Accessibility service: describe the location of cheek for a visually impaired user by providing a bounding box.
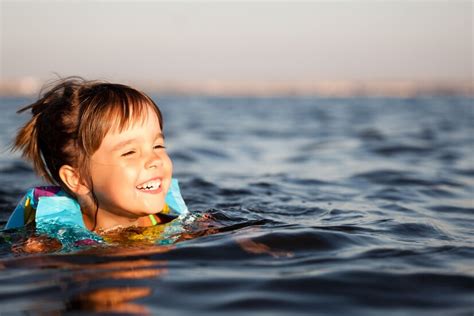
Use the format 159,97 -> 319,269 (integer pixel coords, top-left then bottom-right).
164,155 -> 173,193
112,163 -> 140,187
90,164 -> 109,187
165,155 -> 173,174
91,162 -> 138,193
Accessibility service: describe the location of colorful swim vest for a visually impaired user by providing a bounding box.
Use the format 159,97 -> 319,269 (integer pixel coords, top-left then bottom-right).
4,179 -> 189,249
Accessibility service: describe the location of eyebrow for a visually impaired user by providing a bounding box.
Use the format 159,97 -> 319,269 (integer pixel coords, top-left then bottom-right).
111,132 -> 164,152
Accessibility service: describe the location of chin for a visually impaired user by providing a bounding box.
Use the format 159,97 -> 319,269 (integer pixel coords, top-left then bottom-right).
141,201 -> 166,214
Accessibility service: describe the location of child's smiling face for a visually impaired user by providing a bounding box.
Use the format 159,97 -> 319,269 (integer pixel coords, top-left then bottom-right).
88,106 -> 172,223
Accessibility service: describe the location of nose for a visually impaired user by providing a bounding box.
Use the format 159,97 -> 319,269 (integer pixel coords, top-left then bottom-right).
144,151 -> 163,169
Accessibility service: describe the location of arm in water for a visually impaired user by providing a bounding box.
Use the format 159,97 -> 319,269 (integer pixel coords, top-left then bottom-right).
12,235 -> 62,254
177,213 -> 293,258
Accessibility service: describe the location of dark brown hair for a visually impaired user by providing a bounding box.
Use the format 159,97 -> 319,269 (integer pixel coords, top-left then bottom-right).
13,76 -> 163,194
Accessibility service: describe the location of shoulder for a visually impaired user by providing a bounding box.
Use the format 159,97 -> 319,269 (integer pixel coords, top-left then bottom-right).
26,186 -> 66,208
32,186 -> 64,200
5,186 -> 65,229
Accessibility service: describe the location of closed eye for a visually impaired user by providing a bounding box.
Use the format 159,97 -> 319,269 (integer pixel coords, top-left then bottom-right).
154,145 -> 166,149
121,150 -> 136,157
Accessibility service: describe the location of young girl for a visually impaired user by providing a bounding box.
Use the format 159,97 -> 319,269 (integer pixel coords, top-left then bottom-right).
5,77 -> 189,251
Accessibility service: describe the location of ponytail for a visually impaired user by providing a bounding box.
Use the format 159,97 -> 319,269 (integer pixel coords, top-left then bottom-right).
12,78 -> 83,185
14,108 -> 53,182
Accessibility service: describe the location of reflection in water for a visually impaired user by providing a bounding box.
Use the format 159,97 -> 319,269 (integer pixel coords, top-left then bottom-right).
0,246 -> 170,314
67,253 -> 167,314
71,287 -> 152,314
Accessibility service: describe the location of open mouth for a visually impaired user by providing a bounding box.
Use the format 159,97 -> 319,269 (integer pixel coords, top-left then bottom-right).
136,178 -> 162,191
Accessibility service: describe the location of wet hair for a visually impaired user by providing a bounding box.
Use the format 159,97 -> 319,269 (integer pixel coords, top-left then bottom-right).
13,77 -> 163,214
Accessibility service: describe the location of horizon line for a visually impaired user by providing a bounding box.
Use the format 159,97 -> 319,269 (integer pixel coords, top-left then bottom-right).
0,77 -> 472,98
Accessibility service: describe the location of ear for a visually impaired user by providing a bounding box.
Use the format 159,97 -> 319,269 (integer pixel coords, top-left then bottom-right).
59,165 -> 90,195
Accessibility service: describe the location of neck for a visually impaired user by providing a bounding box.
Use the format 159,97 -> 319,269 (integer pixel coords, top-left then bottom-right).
83,208 -> 142,232
77,195 -> 144,232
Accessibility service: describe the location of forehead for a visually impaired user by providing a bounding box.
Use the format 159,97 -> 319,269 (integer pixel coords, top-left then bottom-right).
95,109 -> 162,155
106,101 -> 161,132
107,105 -> 162,136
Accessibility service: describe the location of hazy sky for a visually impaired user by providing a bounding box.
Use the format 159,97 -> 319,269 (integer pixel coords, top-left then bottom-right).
1,1 -> 472,83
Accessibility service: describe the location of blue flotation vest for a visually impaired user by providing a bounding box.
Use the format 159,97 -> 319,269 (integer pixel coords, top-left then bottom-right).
5,179 -> 189,250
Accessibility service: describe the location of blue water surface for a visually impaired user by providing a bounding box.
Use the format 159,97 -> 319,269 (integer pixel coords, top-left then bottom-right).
0,95 -> 473,315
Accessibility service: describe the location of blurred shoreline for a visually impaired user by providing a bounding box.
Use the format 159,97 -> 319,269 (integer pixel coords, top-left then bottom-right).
0,77 -> 472,98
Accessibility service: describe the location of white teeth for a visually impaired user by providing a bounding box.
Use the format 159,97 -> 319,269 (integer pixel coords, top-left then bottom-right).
136,180 -> 161,191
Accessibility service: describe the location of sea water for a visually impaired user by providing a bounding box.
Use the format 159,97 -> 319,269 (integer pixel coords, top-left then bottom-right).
0,95 -> 472,315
